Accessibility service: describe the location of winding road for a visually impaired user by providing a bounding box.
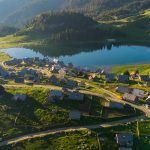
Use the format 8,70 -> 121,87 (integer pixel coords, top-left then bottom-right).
0,115 -> 146,147
0,83 -> 150,147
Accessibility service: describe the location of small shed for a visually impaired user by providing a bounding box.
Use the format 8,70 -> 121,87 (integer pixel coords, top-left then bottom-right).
69,111 -> 81,120
68,92 -> 84,101
139,75 -> 149,81
48,90 -> 64,102
49,75 -> 58,85
13,93 -> 27,102
118,75 -> 129,83
105,101 -> 124,109
15,77 -> 24,83
66,80 -> 78,89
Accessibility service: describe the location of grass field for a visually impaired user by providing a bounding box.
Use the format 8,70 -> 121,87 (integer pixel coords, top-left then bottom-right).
112,63 -> 150,74
0,52 -> 11,62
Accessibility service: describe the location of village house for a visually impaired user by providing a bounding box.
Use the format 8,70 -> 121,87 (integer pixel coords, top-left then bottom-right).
50,64 -> 62,73
60,77 -> 68,85
132,88 -> 145,98
58,68 -> 67,75
123,93 -> 138,103
116,86 -> 131,94
104,101 -> 124,109
48,90 -> 64,102
116,133 -> 133,147
17,71 -> 25,77
9,72 -> 16,78
139,75 -> 150,81
105,73 -> 116,82
66,80 -> 78,89
118,75 -> 129,83
67,71 -> 76,77
69,111 -> 81,120
49,75 -> 58,85
68,91 -> 84,101
13,93 -> 27,102
15,77 -> 24,83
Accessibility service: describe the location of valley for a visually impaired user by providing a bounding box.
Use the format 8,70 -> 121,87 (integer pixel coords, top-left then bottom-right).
0,1 -> 150,150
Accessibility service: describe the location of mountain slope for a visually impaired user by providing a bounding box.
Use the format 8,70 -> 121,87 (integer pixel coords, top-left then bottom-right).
0,26 -> 18,36
1,0 -> 150,27
0,0 -> 31,22
17,12 -> 120,42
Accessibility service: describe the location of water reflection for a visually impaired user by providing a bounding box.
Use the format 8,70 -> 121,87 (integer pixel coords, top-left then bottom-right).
1,42 -> 150,67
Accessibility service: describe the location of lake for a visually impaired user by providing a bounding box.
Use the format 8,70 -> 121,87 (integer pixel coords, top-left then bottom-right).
1,45 -> 150,67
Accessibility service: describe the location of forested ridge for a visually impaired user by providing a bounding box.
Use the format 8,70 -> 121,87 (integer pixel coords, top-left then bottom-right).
0,0 -> 150,27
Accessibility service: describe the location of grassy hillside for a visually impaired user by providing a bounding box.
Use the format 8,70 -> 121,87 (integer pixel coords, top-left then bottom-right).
103,9 -> 150,44
0,26 -> 18,37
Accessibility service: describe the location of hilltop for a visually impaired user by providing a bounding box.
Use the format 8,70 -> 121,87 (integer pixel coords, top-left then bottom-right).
108,9 -> 150,44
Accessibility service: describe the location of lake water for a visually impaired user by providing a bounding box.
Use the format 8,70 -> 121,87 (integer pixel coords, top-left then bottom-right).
1,45 -> 150,67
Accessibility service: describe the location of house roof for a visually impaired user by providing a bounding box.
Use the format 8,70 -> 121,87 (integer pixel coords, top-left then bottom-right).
106,73 -> 116,79
123,93 -> 137,102
140,75 -> 149,81
119,148 -> 132,150
116,86 -> 131,94
116,133 -> 133,147
66,80 -> 78,88
69,92 -> 84,101
14,93 -> 27,101
118,75 -> 129,82
69,111 -> 81,120
132,89 -> 145,98
50,90 -> 63,97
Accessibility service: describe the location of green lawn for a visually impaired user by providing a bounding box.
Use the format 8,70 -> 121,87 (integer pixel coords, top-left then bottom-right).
112,64 -> 150,74
0,52 -> 11,62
